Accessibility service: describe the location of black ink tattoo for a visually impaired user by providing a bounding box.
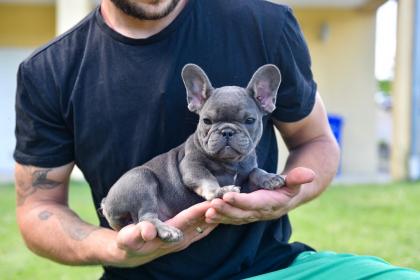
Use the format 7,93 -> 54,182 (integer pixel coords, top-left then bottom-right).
37,209 -> 98,241
67,227 -> 95,241
59,212 -> 99,241
17,166 -> 99,241
16,177 -> 37,206
38,210 -> 53,220
16,167 -> 62,206
32,169 -> 61,189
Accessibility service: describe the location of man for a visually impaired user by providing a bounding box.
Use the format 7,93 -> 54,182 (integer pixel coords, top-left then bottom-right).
14,0 -> 419,279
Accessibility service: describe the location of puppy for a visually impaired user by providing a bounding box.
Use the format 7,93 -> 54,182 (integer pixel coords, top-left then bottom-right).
101,64 -> 285,242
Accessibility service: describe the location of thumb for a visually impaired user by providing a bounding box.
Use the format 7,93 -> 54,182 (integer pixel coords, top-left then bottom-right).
117,221 -> 157,251
284,167 -> 315,187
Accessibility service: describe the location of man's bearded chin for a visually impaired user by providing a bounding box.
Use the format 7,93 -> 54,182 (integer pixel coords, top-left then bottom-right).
110,0 -> 181,20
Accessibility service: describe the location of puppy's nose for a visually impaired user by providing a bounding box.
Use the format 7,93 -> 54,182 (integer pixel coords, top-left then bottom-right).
221,128 -> 236,138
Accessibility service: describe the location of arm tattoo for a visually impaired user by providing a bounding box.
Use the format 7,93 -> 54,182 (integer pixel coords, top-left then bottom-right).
16,177 -> 37,206
32,169 -> 61,189
38,210 -> 53,220
16,167 -> 62,206
37,209 -> 99,241
61,212 -> 99,241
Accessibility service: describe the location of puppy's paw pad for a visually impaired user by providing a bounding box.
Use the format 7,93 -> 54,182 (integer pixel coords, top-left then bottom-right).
215,185 -> 240,198
203,186 -> 240,200
224,185 -> 241,193
261,174 -> 285,190
157,225 -> 184,242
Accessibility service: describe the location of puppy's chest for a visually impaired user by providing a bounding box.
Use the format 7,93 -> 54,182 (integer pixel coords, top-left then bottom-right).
209,162 -> 251,187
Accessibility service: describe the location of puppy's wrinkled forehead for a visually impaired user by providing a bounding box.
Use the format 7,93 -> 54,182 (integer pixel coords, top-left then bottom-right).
201,86 -> 258,120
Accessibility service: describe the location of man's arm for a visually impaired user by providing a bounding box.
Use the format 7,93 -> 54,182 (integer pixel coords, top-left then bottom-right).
205,93 -> 340,224
274,92 -> 340,209
15,162 -> 216,267
15,162 -> 123,265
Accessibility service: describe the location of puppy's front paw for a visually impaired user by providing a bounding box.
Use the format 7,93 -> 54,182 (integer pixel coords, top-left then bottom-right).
214,185 -> 241,198
202,185 -> 240,200
260,174 -> 285,190
156,224 -> 184,242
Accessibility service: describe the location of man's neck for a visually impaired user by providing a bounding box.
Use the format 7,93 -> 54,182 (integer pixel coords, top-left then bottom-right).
100,0 -> 188,39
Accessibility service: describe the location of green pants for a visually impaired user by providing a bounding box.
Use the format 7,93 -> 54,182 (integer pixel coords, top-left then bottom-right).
247,251 -> 420,280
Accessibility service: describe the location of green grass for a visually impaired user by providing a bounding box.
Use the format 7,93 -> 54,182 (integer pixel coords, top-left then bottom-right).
290,182 -> 420,270
0,182 -> 102,280
0,181 -> 419,279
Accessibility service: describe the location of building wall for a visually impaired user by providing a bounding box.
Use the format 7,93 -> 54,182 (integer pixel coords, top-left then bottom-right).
277,8 -> 378,179
392,0 -> 414,180
0,3 -> 55,180
0,3 -> 55,47
0,1 -> 96,181
56,0 -> 96,35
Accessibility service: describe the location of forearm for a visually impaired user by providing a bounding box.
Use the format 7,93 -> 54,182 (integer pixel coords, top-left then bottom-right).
17,202 -> 119,266
14,163 -> 120,266
15,164 -> 211,268
282,134 -> 340,209
17,201 -> 203,268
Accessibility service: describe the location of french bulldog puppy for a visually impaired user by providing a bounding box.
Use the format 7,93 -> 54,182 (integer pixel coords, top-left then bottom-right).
101,64 -> 285,242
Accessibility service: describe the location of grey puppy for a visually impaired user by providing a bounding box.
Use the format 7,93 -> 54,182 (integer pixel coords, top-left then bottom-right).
101,64 -> 285,242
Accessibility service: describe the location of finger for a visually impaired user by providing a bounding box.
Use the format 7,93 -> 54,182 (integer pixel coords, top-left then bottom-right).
206,210 -> 258,225
204,206 -> 218,223
116,222 -> 152,251
169,222 -> 218,252
284,167 -> 315,187
222,191 -> 265,210
206,200 -> 259,223
137,221 -> 157,242
166,201 -> 212,229
183,221 -> 218,238
210,199 -> 255,219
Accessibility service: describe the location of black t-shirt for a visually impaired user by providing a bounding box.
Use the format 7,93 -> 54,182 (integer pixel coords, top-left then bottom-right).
14,0 -> 317,279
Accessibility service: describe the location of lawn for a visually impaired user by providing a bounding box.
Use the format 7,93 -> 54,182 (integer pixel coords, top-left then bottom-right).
289,182 -> 420,270
0,181 -> 102,280
0,181 -> 419,279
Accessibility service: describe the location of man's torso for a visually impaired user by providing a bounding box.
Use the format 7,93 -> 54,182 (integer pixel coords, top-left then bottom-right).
15,0 -> 316,278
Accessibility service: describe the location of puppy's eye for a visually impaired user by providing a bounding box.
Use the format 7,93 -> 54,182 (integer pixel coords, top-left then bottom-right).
203,118 -> 212,125
245,118 -> 256,124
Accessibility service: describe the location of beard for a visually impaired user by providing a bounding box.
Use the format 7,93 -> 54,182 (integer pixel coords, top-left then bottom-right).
110,0 -> 181,20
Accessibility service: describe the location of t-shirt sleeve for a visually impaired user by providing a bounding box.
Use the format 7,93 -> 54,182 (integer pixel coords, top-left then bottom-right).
271,7 -> 317,122
14,60 -> 74,167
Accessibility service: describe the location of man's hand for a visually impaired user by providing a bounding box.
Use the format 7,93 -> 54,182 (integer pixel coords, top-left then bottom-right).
204,167 -> 315,225
108,201 -> 217,267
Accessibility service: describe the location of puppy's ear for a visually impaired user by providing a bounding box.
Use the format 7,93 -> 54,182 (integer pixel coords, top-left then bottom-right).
182,64 -> 214,113
247,64 -> 282,114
